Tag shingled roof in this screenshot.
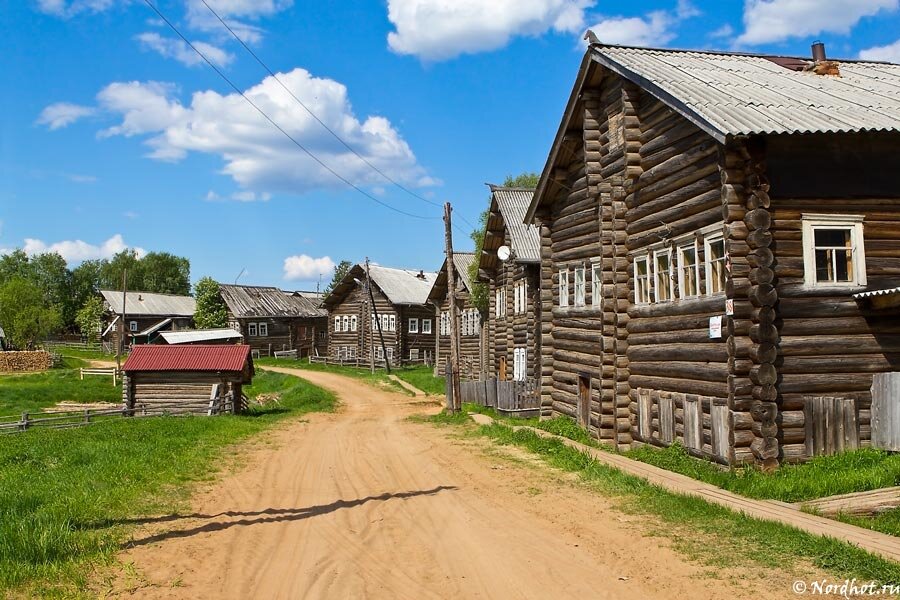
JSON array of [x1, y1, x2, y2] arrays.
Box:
[[323, 263, 437, 308], [219, 284, 326, 319], [428, 252, 477, 303]]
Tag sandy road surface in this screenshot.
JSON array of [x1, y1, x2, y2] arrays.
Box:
[[111, 367, 816, 599]]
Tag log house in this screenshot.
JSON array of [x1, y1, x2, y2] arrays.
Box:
[[429, 252, 485, 379]]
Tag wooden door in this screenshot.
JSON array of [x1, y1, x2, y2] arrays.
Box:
[[578, 375, 590, 429], [499, 356, 507, 381]]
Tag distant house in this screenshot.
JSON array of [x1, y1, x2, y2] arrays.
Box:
[[218, 284, 327, 357], [122, 344, 254, 414], [477, 186, 542, 389], [323, 264, 437, 365], [100, 290, 196, 349], [155, 328, 244, 346], [428, 252, 485, 379]]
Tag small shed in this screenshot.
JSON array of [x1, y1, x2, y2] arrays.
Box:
[[122, 344, 254, 414]]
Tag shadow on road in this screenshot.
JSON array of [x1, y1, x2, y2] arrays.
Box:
[[114, 485, 458, 549]]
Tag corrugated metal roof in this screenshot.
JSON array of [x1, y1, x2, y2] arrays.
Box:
[[453, 252, 476, 292], [853, 287, 900, 299], [219, 284, 325, 318], [428, 252, 477, 303], [123, 344, 251, 372], [158, 328, 243, 344], [101, 290, 195, 317], [367, 264, 437, 305], [592, 45, 900, 141], [491, 187, 541, 262]]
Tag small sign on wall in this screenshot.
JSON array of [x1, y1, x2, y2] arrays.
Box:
[[709, 315, 723, 339], [725, 299, 734, 316]]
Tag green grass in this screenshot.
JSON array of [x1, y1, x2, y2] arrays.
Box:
[[0, 369, 335, 597], [391, 365, 445, 395], [49, 346, 118, 362], [254, 357, 412, 395], [0, 366, 122, 415], [425, 413, 900, 585]]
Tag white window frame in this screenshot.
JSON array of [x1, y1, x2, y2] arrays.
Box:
[[350, 315, 358, 332], [374, 346, 384, 360], [410, 348, 420, 361], [559, 268, 570, 307], [653, 248, 674, 303], [634, 255, 652, 305], [129, 321, 138, 332], [422, 319, 432, 334], [258, 322, 268, 337], [408, 318, 419, 333], [704, 233, 727, 296], [574, 266, 586, 307], [334, 316, 341, 333], [341, 316, 349, 333], [801, 214, 867, 287], [677, 239, 701, 299], [386, 347, 394, 363], [591, 261, 602, 308], [248, 322, 258, 337], [389, 314, 396, 332], [513, 347, 527, 382]]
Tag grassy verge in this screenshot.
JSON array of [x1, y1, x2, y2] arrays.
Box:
[[0, 369, 335, 597], [48, 347, 118, 363], [426, 413, 900, 585], [391, 365, 445, 396], [254, 357, 414, 395], [0, 362, 122, 415]]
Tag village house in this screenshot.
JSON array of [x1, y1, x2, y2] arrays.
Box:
[[100, 290, 195, 350], [218, 284, 327, 357], [323, 263, 436, 365], [477, 186, 543, 394], [428, 251, 485, 379], [525, 41, 900, 468]]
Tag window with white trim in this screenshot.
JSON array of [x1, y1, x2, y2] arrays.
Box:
[[654, 249, 673, 302], [677, 240, 700, 299], [374, 346, 384, 360], [249, 322, 258, 337], [350, 315, 357, 332], [440, 311, 449, 335], [574, 267, 586, 307], [129, 321, 138, 332], [341, 316, 349, 333], [495, 288, 507, 318], [408, 318, 419, 333], [422, 319, 432, 334], [635, 256, 651, 304], [389, 314, 396, 332], [386, 347, 394, 363], [559, 268, 570, 307], [258, 322, 268, 337], [347, 346, 356, 359], [704, 234, 726, 295], [591, 262, 602, 307], [802, 214, 867, 286], [513, 347, 527, 381], [410, 348, 419, 361]]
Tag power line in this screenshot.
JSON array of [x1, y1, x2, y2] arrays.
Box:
[[196, 0, 479, 232], [141, 0, 438, 221]]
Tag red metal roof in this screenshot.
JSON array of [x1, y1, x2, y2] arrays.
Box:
[[123, 344, 252, 372]]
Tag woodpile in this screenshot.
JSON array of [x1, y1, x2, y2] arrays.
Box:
[[0, 351, 52, 372]]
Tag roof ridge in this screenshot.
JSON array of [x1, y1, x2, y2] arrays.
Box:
[[589, 42, 895, 66]]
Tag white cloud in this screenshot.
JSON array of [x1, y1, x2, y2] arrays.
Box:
[[737, 0, 898, 45], [231, 191, 271, 202], [860, 39, 900, 62], [79, 69, 431, 195], [710, 24, 735, 39], [136, 32, 233, 68], [36, 102, 95, 130], [185, 0, 293, 44], [588, 11, 674, 47], [35, 0, 120, 18], [283, 254, 335, 281], [386, 0, 594, 61], [20, 234, 146, 264], [675, 0, 701, 19]]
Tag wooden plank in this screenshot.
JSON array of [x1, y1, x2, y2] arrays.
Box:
[[659, 392, 674, 445], [711, 401, 729, 461], [684, 395, 701, 450], [638, 389, 652, 441], [845, 397, 860, 450]]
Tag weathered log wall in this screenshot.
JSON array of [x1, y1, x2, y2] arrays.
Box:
[[436, 274, 484, 380]]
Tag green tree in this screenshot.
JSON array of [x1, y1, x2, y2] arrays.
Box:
[[31, 252, 74, 326], [0, 277, 62, 349], [75, 295, 105, 343], [72, 259, 102, 311], [324, 260, 353, 297], [141, 252, 191, 295], [193, 277, 228, 329], [503, 172, 540, 188], [99, 249, 144, 292]]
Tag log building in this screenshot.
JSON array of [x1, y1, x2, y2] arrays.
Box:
[[525, 42, 900, 466], [429, 252, 485, 379], [218, 284, 326, 357], [478, 186, 542, 394], [324, 264, 437, 365], [100, 290, 195, 349]]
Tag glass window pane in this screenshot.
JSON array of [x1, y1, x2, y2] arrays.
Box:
[[814, 228, 851, 248]]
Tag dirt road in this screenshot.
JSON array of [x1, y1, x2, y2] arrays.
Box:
[[112, 368, 815, 599]]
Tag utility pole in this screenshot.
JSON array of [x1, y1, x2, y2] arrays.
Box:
[[366, 258, 391, 374], [116, 269, 127, 371], [444, 202, 462, 412]]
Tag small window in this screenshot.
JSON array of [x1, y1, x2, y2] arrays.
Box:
[[635, 256, 651, 304], [654, 249, 673, 302], [677, 241, 700, 299], [129, 321, 138, 332], [375, 346, 384, 360], [386, 347, 394, 363], [422, 319, 432, 334], [705, 235, 726, 295], [559, 268, 570, 307], [389, 315, 396, 331], [410, 348, 420, 361], [258, 322, 268, 337], [341, 316, 349, 333], [574, 267, 586, 307], [513, 347, 527, 382], [408, 318, 419, 333], [591, 262, 602, 307], [334, 316, 340, 332], [249, 322, 258, 337], [802, 215, 867, 286]]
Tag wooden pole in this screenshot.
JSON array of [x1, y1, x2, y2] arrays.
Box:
[[365, 261, 375, 374], [366, 258, 392, 374], [444, 202, 462, 412], [116, 269, 127, 371]]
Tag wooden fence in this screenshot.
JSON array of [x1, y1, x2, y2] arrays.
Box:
[[454, 377, 540, 418], [308, 356, 429, 369], [80, 367, 118, 385]]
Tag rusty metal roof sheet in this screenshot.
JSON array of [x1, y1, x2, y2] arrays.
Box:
[[122, 344, 251, 372], [100, 290, 195, 317], [592, 45, 900, 143], [219, 284, 326, 318]]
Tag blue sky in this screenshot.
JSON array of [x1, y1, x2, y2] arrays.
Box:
[[2, 0, 900, 290]]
